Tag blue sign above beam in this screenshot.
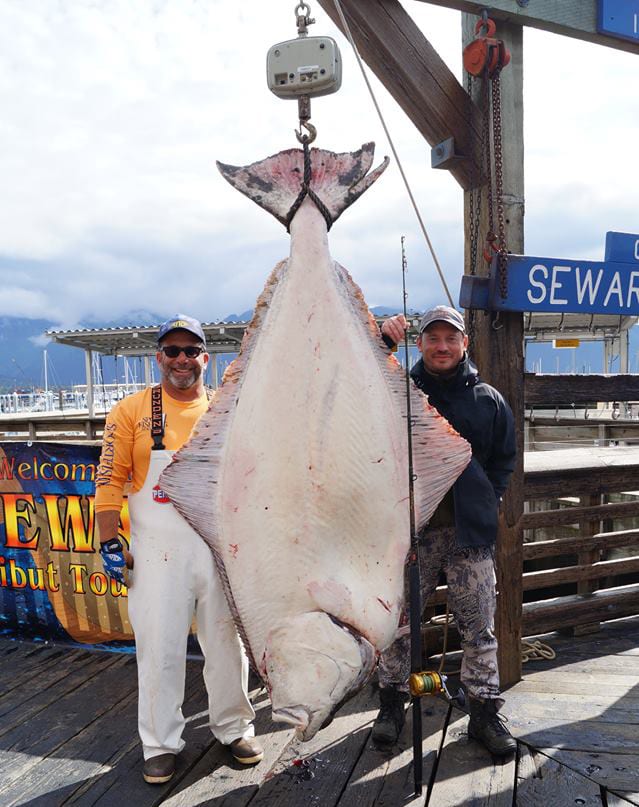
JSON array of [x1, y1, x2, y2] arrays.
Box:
[[460, 232, 639, 316], [597, 0, 639, 43]]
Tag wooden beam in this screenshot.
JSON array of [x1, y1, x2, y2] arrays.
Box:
[[415, 0, 639, 55], [522, 583, 639, 635], [462, 17, 525, 688], [522, 501, 639, 530], [523, 529, 639, 561], [525, 373, 639, 405], [317, 0, 483, 189], [524, 464, 639, 499], [523, 554, 639, 591]]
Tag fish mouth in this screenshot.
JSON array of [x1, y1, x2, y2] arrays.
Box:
[[272, 705, 312, 731]]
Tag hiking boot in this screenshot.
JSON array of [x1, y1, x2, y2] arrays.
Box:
[[143, 753, 176, 784], [229, 736, 264, 765], [372, 687, 409, 747], [468, 698, 517, 757]]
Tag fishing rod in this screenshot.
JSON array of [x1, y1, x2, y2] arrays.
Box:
[[401, 239, 462, 796], [400, 236, 423, 797]]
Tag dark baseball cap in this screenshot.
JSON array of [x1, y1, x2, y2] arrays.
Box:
[[157, 314, 206, 344], [418, 305, 466, 334]]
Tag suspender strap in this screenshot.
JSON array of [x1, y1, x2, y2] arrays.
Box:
[[150, 385, 165, 450]]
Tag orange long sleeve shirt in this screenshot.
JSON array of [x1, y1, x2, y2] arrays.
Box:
[[94, 386, 210, 513]]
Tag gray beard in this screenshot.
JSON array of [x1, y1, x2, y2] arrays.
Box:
[[166, 368, 198, 389]]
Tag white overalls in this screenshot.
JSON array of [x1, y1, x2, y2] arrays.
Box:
[[127, 449, 255, 761]]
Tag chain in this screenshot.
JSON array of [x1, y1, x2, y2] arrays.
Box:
[[466, 71, 482, 356], [482, 70, 495, 247], [467, 72, 482, 279], [491, 69, 508, 299], [466, 51, 510, 346]]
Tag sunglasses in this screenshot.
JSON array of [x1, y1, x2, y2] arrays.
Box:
[[160, 345, 205, 359]]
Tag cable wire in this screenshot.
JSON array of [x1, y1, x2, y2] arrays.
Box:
[[331, 0, 454, 306]]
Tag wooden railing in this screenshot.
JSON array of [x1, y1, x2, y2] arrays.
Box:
[[524, 373, 639, 405], [3, 378, 639, 653], [524, 372, 639, 450], [423, 449, 639, 657], [521, 448, 639, 634], [0, 414, 106, 441], [522, 373, 639, 635], [424, 373, 639, 662]]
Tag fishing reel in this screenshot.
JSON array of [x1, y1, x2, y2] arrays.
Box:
[[409, 671, 466, 708]]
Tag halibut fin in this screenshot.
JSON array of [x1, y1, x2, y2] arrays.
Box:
[[160, 258, 289, 671], [331, 260, 472, 532]]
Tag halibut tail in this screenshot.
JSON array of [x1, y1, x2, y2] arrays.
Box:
[[216, 143, 389, 228]]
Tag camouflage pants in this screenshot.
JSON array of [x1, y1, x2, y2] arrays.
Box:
[[378, 527, 501, 701]]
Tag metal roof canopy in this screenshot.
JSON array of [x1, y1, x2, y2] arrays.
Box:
[[47, 321, 249, 356], [46, 313, 636, 416], [47, 312, 638, 355], [523, 313, 638, 342]]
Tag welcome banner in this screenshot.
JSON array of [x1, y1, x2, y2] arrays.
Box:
[[0, 442, 134, 647]]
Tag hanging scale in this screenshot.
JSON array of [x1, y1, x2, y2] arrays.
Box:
[[266, 2, 342, 143]]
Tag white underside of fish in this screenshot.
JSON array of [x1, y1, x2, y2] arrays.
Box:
[[160, 144, 471, 740]]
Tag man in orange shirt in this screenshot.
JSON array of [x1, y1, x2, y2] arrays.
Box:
[[96, 315, 262, 785]]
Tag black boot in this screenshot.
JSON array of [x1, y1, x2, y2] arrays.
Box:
[[372, 687, 409, 746], [468, 698, 517, 757]]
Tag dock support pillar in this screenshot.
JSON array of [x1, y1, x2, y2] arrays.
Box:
[[462, 16, 525, 687], [144, 355, 152, 388], [84, 349, 95, 419]]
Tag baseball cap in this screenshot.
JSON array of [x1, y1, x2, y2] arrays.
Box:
[[418, 305, 466, 334], [157, 314, 206, 344]]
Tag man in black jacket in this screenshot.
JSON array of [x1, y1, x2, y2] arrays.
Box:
[[374, 305, 517, 757]]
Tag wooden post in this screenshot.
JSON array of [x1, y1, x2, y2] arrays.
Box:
[[574, 493, 603, 635], [143, 355, 152, 388], [84, 349, 95, 419], [317, 0, 483, 188], [462, 16, 525, 687]]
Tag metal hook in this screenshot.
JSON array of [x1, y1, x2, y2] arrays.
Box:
[[529, 406, 535, 424], [491, 311, 504, 330], [295, 2, 314, 36], [295, 120, 317, 144], [474, 7, 494, 38], [554, 406, 560, 422], [584, 403, 589, 420], [558, 312, 565, 332]]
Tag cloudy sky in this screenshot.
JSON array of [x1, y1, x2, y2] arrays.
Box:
[[0, 0, 637, 330]]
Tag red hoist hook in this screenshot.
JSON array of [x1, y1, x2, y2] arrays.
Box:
[[463, 17, 511, 77]]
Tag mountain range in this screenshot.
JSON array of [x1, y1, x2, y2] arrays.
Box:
[[0, 311, 636, 390]]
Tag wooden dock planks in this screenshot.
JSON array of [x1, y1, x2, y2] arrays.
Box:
[[0, 618, 638, 806], [515, 746, 604, 806], [503, 617, 639, 802], [428, 708, 516, 806]]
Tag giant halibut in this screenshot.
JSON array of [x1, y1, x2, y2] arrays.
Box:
[[160, 143, 471, 739]]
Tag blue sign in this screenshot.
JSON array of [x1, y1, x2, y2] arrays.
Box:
[[459, 231, 639, 316], [597, 0, 639, 43]]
